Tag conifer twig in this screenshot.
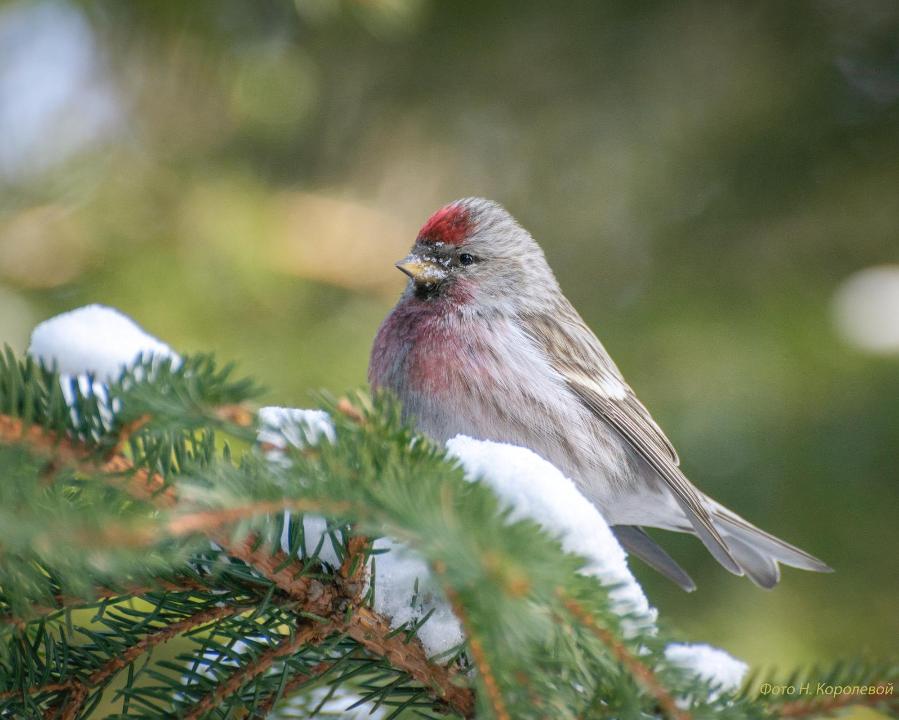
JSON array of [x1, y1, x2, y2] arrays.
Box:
[[251, 660, 336, 717], [167, 500, 355, 537], [182, 621, 334, 720], [0, 414, 177, 505], [439, 581, 506, 720], [3, 605, 244, 711], [558, 590, 689, 720], [343, 606, 475, 718], [0, 577, 209, 625], [0, 682, 70, 703], [215, 533, 343, 617]]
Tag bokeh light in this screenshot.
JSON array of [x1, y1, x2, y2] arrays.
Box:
[[833, 266, 899, 354]]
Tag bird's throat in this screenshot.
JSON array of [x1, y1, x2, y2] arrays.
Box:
[[413, 281, 442, 301]]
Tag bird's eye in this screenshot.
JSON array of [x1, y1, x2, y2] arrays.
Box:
[[459, 253, 475, 266]]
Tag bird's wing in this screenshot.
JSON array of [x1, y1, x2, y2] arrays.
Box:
[[522, 308, 741, 575]]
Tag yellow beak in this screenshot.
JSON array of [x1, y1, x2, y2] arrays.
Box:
[[395, 255, 448, 284]]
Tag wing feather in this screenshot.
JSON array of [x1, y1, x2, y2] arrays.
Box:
[[523, 309, 741, 575]]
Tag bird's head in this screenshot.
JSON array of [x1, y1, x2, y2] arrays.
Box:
[[396, 198, 554, 307]]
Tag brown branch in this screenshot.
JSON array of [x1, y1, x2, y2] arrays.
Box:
[[106, 413, 151, 459], [55, 684, 88, 720], [212, 536, 476, 718], [99, 454, 176, 506], [778, 683, 898, 718], [214, 404, 255, 427], [440, 585, 506, 720], [0, 414, 177, 506], [182, 622, 334, 720], [0, 416, 90, 465], [3, 604, 244, 711], [1, 577, 209, 626], [344, 606, 475, 718], [0, 682, 70, 704], [251, 660, 335, 717], [90, 605, 247, 688], [335, 397, 366, 424], [167, 499, 353, 537], [216, 533, 343, 617], [338, 534, 370, 599], [559, 590, 689, 720]]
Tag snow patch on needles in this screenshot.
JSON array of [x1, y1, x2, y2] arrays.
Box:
[[28, 305, 178, 428], [259, 407, 344, 568], [664, 643, 748, 697], [28, 304, 176, 380], [446, 435, 655, 625], [259, 412, 655, 656], [258, 406, 465, 657], [258, 407, 335, 449], [370, 538, 465, 657]]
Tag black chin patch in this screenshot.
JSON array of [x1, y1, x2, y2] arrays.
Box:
[[414, 282, 441, 300]]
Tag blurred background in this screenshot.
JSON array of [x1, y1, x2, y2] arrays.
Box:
[[0, 0, 896, 677]]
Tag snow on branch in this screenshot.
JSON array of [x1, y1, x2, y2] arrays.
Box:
[[19, 304, 750, 715], [665, 643, 749, 698], [447, 435, 655, 625], [29, 304, 176, 379]]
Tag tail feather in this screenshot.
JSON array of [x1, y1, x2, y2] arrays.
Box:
[[616, 494, 832, 589], [613, 525, 697, 592], [725, 534, 781, 589], [711, 506, 833, 576]]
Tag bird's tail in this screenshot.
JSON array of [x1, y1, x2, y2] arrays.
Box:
[[709, 503, 833, 589]]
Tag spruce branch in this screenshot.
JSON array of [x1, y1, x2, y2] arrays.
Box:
[[0, 412, 476, 718], [0, 413, 176, 506], [213, 535, 343, 618], [1, 341, 884, 720], [0, 579, 209, 627], [250, 660, 337, 717], [558, 590, 688, 720], [342, 607, 474, 717], [440, 585, 508, 720], [54, 605, 247, 720], [182, 621, 334, 720], [166, 500, 355, 537]]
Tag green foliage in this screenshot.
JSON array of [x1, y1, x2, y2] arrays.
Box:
[[0, 350, 893, 719]]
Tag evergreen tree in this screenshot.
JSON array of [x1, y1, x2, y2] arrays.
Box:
[[0, 339, 894, 719]]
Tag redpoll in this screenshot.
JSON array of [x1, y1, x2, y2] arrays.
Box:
[[369, 198, 832, 590]]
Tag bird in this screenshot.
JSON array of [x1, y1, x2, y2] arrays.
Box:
[[369, 197, 832, 590]]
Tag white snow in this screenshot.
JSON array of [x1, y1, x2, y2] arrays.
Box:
[[664, 643, 748, 697], [446, 435, 655, 625], [28, 304, 176, 380], [258, 406, 335, 449], [27, 305, 178, 428], [369, 537, 465, 657], [258, 406, 465, 657], [258, 407, 343, 568]]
